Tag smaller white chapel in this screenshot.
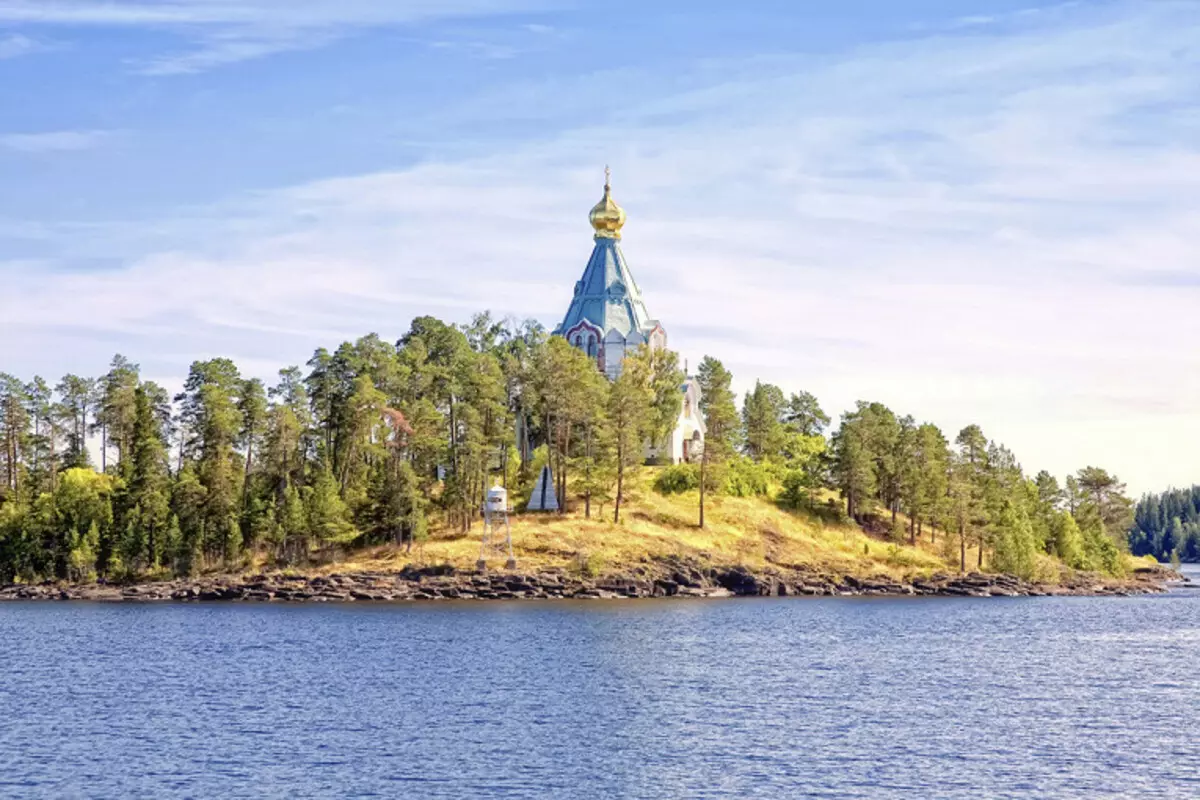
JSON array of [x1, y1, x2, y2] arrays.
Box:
[[552, 170, 705, 464]]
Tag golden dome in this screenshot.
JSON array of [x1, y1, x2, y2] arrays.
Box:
[[589, 166, 626, 239]]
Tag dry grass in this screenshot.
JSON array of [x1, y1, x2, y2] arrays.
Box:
[[315, 468, 950, 580]]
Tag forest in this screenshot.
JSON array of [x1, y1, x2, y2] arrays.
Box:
[[1129, 486, 1200, 563], [0, 312, 1140, 584]]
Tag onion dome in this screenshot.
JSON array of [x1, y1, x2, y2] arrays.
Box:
[[588, 166, 626, 240]]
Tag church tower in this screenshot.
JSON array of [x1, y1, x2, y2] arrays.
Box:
[[553, 168, 667, 379], [552, 169, 705, 464]]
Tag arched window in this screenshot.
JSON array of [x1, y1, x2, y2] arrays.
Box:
[[574, 335, 583, 349], [587, 335, 597, 358]]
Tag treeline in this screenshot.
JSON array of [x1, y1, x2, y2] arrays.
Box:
[[662, 382, 1135, 579], [1129, 486, 1200, 563], [0, 314, 683, 582], [0, 311, 1138, 583]]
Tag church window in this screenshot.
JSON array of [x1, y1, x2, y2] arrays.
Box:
[[587, 335, 597, 357]]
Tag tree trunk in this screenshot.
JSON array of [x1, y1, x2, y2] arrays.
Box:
[[584, 423, 592, 519], [909, 513, 915, 545], [614, 441, 624, 524], [959, 520, 966, 572], [558, 422, 571, 514], [977, 531, 984, 569]]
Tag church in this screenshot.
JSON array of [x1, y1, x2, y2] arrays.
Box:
[[553, 170, 705, 464]]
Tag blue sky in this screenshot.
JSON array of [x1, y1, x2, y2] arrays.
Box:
[[2, 0, 1199, 493]]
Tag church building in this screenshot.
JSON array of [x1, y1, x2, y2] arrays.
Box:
[[553, 170, 705, 464]]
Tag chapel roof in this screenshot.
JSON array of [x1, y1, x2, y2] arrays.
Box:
[[554, 170, 658, 341]]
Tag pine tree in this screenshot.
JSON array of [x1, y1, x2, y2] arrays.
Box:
[[307, 468, 354, 547], [608, 347, 655, 523], [992, 503, 1038, 579], [742, 381, 786, 462], [1052, 512, 1086, 569], [696, 357, 738, 528], [55, 374, 96, 470]]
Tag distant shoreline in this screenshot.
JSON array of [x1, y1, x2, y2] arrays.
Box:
[[1, 561, 1180, 604]]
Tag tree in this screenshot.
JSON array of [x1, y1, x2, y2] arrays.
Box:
[[608, 347, 655, 523], [95, 355, 140, 471], [991, 503, 1038, 580], [50, 468, 116, 580], [529, 337, 607, 513], [1052, 512, 1086, 569], [236, 378, 268, 528], [0, 374, 30, 500], [56, 374, 96, 470], [644, 346, 686, 457], [307, 467, 354, 546], [784, 390, 830, 437], [696, 357, 738, 528], [831, 402, 898, 521], [742, 381, 786, 462], [832, 408, 876, 521], [1075, 466, 1133, 540], [176, 359, 244, 565], [119, 383, 172, 572], [955, 424, 991, 568], [25, 376, 60, 496]]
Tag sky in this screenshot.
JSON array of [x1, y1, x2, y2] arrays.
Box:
[[1, 0, 1198, 495]]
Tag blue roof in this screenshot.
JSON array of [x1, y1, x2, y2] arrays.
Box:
[[554, 237, 655, 340]]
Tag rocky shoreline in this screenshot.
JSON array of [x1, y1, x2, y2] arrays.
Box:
[[0, 558, 1181, 603]]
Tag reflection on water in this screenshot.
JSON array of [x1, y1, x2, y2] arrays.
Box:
[[2, 588, 1199, 798]]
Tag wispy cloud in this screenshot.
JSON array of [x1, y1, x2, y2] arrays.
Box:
[[0, 129, 114, 152], [0, 0, 553, 73], [3, 2, 1200, 492], [0, 32, 45, 58]]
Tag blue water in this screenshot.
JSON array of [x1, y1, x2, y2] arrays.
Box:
[[3, 573, 1199, 799]]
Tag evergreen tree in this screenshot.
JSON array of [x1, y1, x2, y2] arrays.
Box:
[[742, 381, 786, 462], [55, 374, 95, 469], [991, 503, 1038, 580], [95, 355, 140, 471], [608, 347, 655, 523], [696, 357, 738, 528], [1052, 511, 1086, 569]]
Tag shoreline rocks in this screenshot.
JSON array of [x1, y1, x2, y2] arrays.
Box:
[[0, 560, 1179, 604]]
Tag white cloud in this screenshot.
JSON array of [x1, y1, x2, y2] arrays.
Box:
[[0, 32, 44, 58], [0, 129, 114, 152], [3, 1, 1200, 493], [0, 0, 553, 72]]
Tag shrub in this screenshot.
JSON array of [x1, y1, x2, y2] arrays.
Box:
[[723, 457, 773, 498], [654, 463, 699, 495]]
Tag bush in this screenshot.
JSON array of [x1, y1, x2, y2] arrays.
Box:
[[654, 463, 699, 495], [723, 457, 773, 498]]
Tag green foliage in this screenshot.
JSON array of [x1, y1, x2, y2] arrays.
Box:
[[0, 311, 1143, 586], [1129, 486, 1200, 562], [742, 381, 786, 462], [722, 456, 773, 498], [1051, 512, 1087, 570], [655, 463, 699, 495], [306, 468, 355, 544], [991, 504, 1038, 580]]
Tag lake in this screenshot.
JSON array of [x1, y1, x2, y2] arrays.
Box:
[[2, 568, 1199, 799]]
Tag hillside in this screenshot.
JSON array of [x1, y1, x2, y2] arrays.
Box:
[[281, 468, 1161, 591]]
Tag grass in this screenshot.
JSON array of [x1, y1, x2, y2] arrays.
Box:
[[308, 468, 951, 581]]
